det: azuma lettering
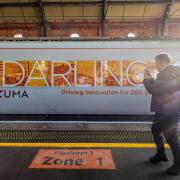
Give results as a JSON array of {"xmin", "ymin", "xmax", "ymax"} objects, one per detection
[{"xmin": 0, "ymin": 90, "xmax": 28, "ymax": 99}]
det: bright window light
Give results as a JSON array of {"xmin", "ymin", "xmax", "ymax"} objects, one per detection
[
  {"xmin": 14, "ymin": 33, "xmax": 23, "ymax": 38},
  {"xmin": 70, "ymin": 33, "xmax": 80, "ymax": 38},
  {"xmin": 128, "ymin": 33, "xmax": 135, "ymax": 38}
]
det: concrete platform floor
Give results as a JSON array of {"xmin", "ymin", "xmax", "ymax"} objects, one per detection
[
  {"xmin": 0, "ymin": 121, "xmax": 179, "ymax": 180},
  {"xmin": 0, "ymin": 147, "xmax": 179, "ymax": 180}
]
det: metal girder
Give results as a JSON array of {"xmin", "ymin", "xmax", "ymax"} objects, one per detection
[
  {"xmin": 0, "ymin": 1, "xmax": 179, "ymax": 7},
  {"xmin": 0, "ymin": 1, "xmax": 102, "ymax": 7},
  {"xmin": 61, "ymin": 0, "xmax": 64, "ymax": 20},
  {"xmin": 102, "ymin": 0, "xmax": 108, "ymax": 36},
  {"xmin": 162, "ymin": 0, "xmax": 174, "ymax": 36},
  {"xmin": 108, "ymin": 0, "xmax": 174, "ymax": 5},
  {"xmin": 39, "ymin": 0, "xmax": 48, "ymax": 37}
]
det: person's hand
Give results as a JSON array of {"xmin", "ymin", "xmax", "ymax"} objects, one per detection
[{"xmin": 144, "ymin": 69, "xmax": 152, "ymax": 80}]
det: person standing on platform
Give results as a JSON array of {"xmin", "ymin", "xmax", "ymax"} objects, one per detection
[{"xmin": 143, "ymin": 53, "xmax": 180, "ymax": 176}]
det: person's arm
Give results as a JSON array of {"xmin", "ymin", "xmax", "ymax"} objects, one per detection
[
  {"xmin": 143, "ymin": 76, "xmax": 177, "ymax": 95},
  {"xmin": 143, "ymin": 78, "xmax": 156, "ymax": 94}
]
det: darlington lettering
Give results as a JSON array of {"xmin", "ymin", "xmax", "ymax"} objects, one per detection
[{"xmin": 0, "ymin": 60, "xmax": 155, "ymax": 87}]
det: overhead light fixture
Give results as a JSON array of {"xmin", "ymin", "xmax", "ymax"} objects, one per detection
[
  {"xmin": 14, "ymin": 33, "xmax": 23, "ymax": 38},
  {"xmin": 128, "ymin": 33, "xmax": 135, "ymax": 38},
  {"xmin": 70, "ymin": 33, "xmax": 80, "ymax": 38}
]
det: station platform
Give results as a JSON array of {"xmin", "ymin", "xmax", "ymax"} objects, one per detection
[{"xmin": 0, "ymin": 120, "xmax": 179, "ymax": 180}]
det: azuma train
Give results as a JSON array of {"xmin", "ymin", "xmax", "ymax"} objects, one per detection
[{"xmin": 0, "ymin": 40, "xmax": 179, "ymax": 115}]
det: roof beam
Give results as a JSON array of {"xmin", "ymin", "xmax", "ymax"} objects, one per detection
[
  {"xmin": 108, "ymin": 0, "xmax": 174, "ymax": 5},
  {"xmin": 0, "ymin": 1, "xmax": 179, "ymax": 7},
  {"xmin": 162, "ymin": 0, "xmax": 174, "ymax": 36},
  {"xmin": 61, "ymin": 0, "xmax": 64, "ymax": 20},
  {"xmin": 102, "ymin": 0, "xmax": 108, "ymax": 36},
  {"xmin": 39, "ymin": 0, "xmax": 48, "ymax": 37}
]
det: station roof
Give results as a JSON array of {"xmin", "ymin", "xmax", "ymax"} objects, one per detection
[{"xmin": 0, "ymin": 0, "xmax": 179, "ymax": 22}]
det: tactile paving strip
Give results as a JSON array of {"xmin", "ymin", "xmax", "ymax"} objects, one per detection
[{"xmin": 0, "ymin": 130, "xmax": 158, "ymax": 143}]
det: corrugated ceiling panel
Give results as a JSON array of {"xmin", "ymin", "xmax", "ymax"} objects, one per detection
[
  {"xmin": 1, "ymin": 7, "xmax": 24, "ymax": 21},
  {"xmin": 0, "ymin": 0, "xmax": 37, "ymax": 2},
  {"xmin": 43, "ymin": 0, "xmax": 61, "ymax": 2},
  {"xmin": 43, "ymin": 0, "xmax": 103, "ymax": 2},
  {"xmin": 45, "ymin": 6, "xmax": 63, "ymax": 20},
  {"xmin": 144, "ymin": 4, "xmax": 165, "ymax": 17},
  {"xmin": 106, "ymin": 5, "xmax": 124, "ymax": 18},
  {"xmin": 63, "ymin": 6, "xmax": 82, "ymax": 19},
  {"xmin": 53, "ymin": 0, "xmax": 101, "ymax": 3},
  {"xmin": 62, "ymin": 0, "xmax": 83, "ymax": 2},
  {"xmin": 84, "ymin": 0, "xmax": 102, "ymax": 1},
  {"xmin": 19, "ymin": 0, "xmax": 38, "ymax": 2},
  {"xmin": 124, "ymin": 4, "xmax": 145, "ymax": 17},
  {"xmin": 21, "ymin": 7, "xmax": 40, "ymax": 21},
  {"xmin": 83, "ymin": 6, "xmax": 102, "ymax": 19}
]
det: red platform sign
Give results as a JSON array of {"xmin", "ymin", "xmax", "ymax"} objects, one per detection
[{"xmin": 29, "ymin": 149, "xmax": 115, "ymax": 170}]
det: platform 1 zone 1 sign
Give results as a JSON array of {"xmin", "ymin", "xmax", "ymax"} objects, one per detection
[{"xmin": 29, "ymin": 149, "xmax": 115, "ymax": 169}]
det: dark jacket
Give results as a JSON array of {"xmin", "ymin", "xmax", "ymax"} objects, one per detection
[{"xmin": 143, "ymin": 65, "xmax": 179, "ymax": 116}]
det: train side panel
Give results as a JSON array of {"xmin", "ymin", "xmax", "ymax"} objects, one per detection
[{"xmin": 0, "ymin": 40, "xmax": 179, "ymax": 115}]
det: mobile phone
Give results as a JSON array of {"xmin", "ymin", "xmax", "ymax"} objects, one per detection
[{"xmin": 144, "ymin": 69, "xmax": 150, "ymax": 76}]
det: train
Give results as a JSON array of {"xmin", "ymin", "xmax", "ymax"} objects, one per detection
[{"xmin": 0, "ymin": 39, "xmax": 180, "ymax": 115}]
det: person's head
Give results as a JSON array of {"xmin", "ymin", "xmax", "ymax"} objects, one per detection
[{"xmin": 155, "ymin": 53, "xmax": 172, "ymax": 72}]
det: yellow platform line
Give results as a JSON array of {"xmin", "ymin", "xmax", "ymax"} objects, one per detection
[{"xmin": 0, "ymin": 143, "xmax": 170, "ymax": 148}]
